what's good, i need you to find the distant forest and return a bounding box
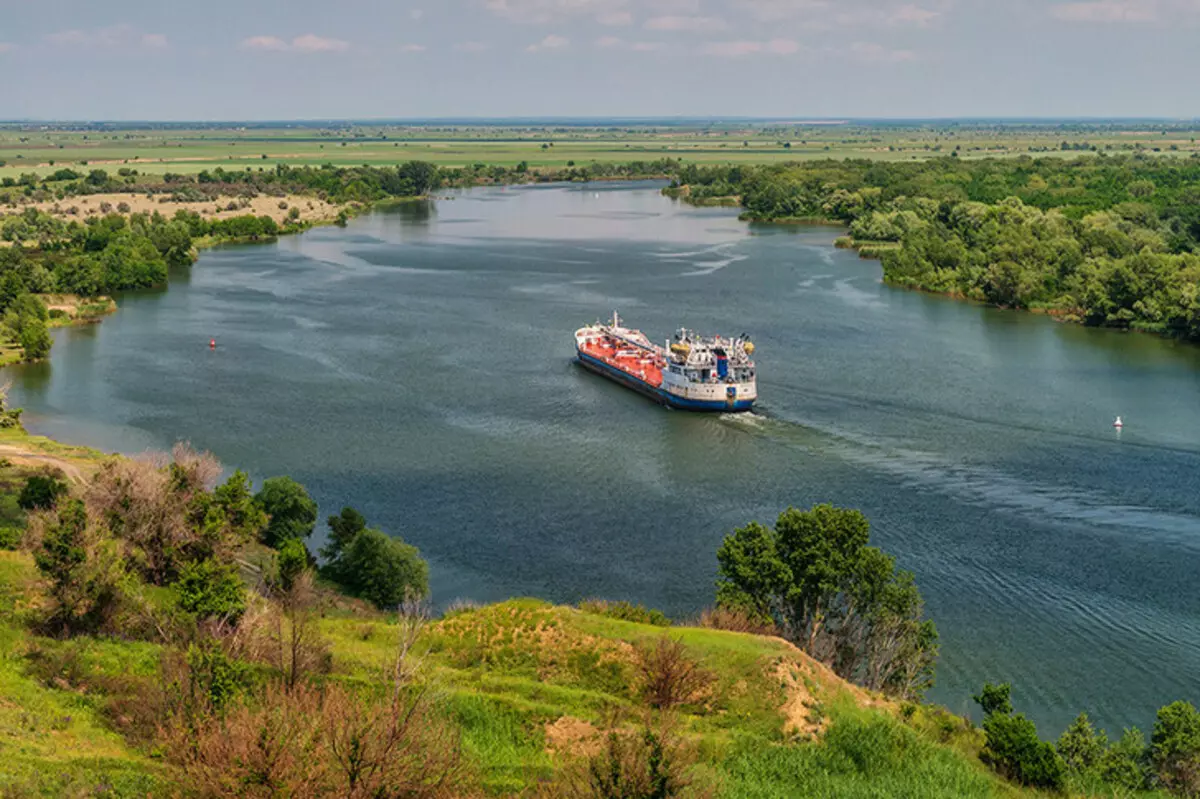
[671,156,1200,342]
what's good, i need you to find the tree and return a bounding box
[33,499,128,635]
[974,683,1066,791]
[715,504,938,699]
[255,476,318,548]
[322,506,367,561]
[1056,712,1107,773]
[213,470,267,544]
[1099,728,1148,791]
[973,682,1014,717]
[19,315,52,361]
[19,474,67,510]
[175,558,247,622]
[328,528,428,610]
[275,538,309,594]
[1151,701,1200,796]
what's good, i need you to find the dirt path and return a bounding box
[0,444,90,484]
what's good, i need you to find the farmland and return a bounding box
[3,119,1200,178]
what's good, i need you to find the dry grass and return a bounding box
[164,680,464,799]
[21,191,341,227]
[635,637,715,711]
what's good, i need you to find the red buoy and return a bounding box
[210,338,216,349]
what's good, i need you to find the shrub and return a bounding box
[18,474,68,510]
[274,538,309,593]
[635,637,714,711]
[165,681,463,798]
[175,558,247,622]
[697,606,777,636]
[326,527,429,610]
[974,683,1065,791]
[0,525,22,549]
[32,499,132,635]
[1099,728,1149,791]
[255,476,318,547]
[1151,701,1200,796]
[547,722,700,799]
[980,712,1066,791]
[1056,712,1107,773]
[579,599,670,627]
[116,201,130,213]
[84,445,242,584]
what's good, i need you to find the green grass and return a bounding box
[721,699,1016,798]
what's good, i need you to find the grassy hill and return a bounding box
[0,429,1177,798]
[1,544,1026,798]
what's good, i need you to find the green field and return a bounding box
[3,121,1200,178]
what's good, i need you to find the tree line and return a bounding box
[670,155,1200,342]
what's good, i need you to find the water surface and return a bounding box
[10,183,1200,734]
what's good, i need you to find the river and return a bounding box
[9,182,1200,735]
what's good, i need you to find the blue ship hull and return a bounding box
[576,350,755,413]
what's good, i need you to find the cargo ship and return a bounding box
[575,313,757,412]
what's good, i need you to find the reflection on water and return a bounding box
[10,182,1200,735]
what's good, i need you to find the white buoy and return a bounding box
[1113,416,1124,429]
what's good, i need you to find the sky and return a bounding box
[1,0,1199,120]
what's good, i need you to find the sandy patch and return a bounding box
[17,192,342,227]
[775,659,824,739]
[544,716,604,758]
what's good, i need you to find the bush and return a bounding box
[165,681,463,798]
[1056,712,1107,773]
[579,599,670,627]
[175,558,247,622]
[1151,701,1200,796]
[635,637,714,711]
[32,499,132,635]
[274,538,309,593]
[18,474,68,510]
[980,712,1066,791]
[326,527,428,610]
[547,722,698,799]
[0,525,22,549]
[1099,728,1149,791]
[697,606,777,636]
[974,683,1065,791]
[255,476,318,547]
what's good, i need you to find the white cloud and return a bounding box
[454,41,491,51]
[846,41,917,62]
[292,34,350,52]
[0,43,15,54]
[240,35,290,51]
[401,43,428,52]
[45,24,169,50]
[240,34,349,53]
[411,9,425,19]
[701,37,800,55]
[644,15,727,30]
[1050,0,1158,21]
[527,33,570,50]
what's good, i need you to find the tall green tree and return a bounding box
[715,504,937,699]
[255,476,318,548]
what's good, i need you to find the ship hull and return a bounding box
[576,350,755,413]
